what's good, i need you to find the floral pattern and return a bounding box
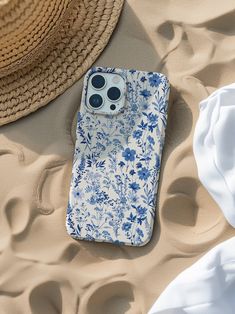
[66,67,170,246]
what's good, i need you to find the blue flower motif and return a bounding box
[140,101,149,111]
[148,113,158,124]
[122,148,136,161]
[133,130,143,139]
[89,195,97,205]
[72,188,84,199]
[149,74,162,87]
[140,89,151,99]
[136,205,147,216]
[122,222,132,232]
[129,182,140,191]
[138,167,150,181]
[136,162,142,168]
[131,103,138,112]
[129,169,136,176]
[136,228,144,237]
[147,135,155,145]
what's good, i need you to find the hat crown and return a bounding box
[0,0,73,75]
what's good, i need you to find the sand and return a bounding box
[1,0,235,313]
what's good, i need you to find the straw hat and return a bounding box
[0,0,124,126]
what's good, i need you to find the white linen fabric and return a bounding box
[148,236,235,314]
[193,83,235,228]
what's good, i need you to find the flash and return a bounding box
[112,75,120,84]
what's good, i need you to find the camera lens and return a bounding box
[107,87,121,101]
[91,74,106,89]
[89,94,103,109]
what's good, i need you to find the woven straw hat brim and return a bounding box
[0,0,124,126]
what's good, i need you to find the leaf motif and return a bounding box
[96,160,105,168]
[127,212,136,222]
[138,120,148,130]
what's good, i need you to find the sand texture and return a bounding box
[1,0,235,313]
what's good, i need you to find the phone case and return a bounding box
[66,67,170,246]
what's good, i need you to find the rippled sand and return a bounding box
[1,0,235,313]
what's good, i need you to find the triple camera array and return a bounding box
[88,74,123,112]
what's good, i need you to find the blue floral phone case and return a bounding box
[66,67,170,246]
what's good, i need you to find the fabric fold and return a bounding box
[193,83,235,228]
[148,237,235,314]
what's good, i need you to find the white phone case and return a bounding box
[66,67,170,246]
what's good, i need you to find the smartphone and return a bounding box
[66,67,170,246]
